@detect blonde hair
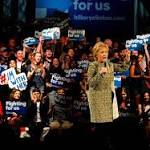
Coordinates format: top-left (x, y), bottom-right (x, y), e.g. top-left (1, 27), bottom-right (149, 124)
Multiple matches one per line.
top-left (92, 42), bottom-right (109, 60)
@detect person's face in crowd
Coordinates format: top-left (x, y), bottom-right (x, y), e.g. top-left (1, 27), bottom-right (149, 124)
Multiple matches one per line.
top-left (80, 93), bottom-right (87, 101)
top-left (104, 39), bottom-right (112, 48)
top-left (8, 38), bottom-right (16, 49)
top-left (121, 91), bottom-right (127, 100)
top-left (113, 52), bottom-right (119, 59)
top-left (16, 50), bottom-right (24, 61)
top-left (13, 91), bottom-right (21, 100)
top-left (97, 47), bottom-right (108, 63)
top-left (34, 53), bottom-right (42, 63)
top-left (61, 36), bottom-right (68, 45)
top-left (64, 55), bottom-right (71, 63)
top-left (52, 58), bottom-right (59, 68)
top-left (28, 53), bottom-right (33, 62)
top-left (120, 49), bottom-right (130, 62)
top-left (57, 88), bottom-right (65, 95)
top-left (1, 50), bottom-right (9, 58)
top-left (81, 53), bottom-right (88, 60)
top-left (113, 42), bottom-right (119, 49)
top-left (67, 49), bottom-right (75, 58)
top-left (9, 60), bottom-right (16, 68)
top-left (138, 54), bottom-right (143, 63)
top-left (144, 92), bottom-right (150, 102)
top-left (88, 53), bottom-right (94, 62)
top-left (96, 37), bottom-right (101, 43)
top-left (45, 49), bottom-right (53, 58)
top-left (32, 91), bottom-right (41, 101)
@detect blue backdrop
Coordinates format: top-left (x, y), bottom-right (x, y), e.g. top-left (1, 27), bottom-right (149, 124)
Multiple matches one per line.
top-left (36, 0), bottom-right (134, 39)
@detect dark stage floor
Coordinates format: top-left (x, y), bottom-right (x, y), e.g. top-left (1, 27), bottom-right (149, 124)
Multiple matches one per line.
top-left (0, 118), bottom-right (149, 150)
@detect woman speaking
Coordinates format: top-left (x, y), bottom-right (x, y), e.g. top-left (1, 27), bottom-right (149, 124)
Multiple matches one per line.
top-left (87, 42), bottom-right (118, 149)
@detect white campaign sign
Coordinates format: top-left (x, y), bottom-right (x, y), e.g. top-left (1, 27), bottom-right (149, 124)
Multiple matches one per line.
top-left (42, 27), bottom-right (60, 40)
top-left (0, 68), bottom-right (28, 91)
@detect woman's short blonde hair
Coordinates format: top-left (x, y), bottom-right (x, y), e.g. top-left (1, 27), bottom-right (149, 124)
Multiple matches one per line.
top-left (92, 42), bottom-right (109, 60)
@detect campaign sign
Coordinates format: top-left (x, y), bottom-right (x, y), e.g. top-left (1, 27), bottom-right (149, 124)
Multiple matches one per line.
top-left (0, 68), bottom-right (28, 91)
top-left (126, 39), bottom-right (143, 51)
top-left (15, 73), bottom-right (28, 91)
top-left (68, 29), bottom-right (85, 41)
top-left (1, 68), bottom-right (17, 88)
top-left (77, 60), bottom-right (89, 70)
top-left (114, 70), bottom-right (129, 77)
top-left (5, 101), bottom-right (27, 115)
top-left (42, 27), bottom-right (60, 40)
top-left (64, 68), bottom-right (82, 80)
top-left (35, 31), bottom-right (41, 38)
top-left (23, 37), bottom-right (38, 46)
top-left (136, 34), bottom-right (150, 45)
top-left (114, 76), bottom-right (121, 88)
top-left (50, 73), bottom-right (70, 88)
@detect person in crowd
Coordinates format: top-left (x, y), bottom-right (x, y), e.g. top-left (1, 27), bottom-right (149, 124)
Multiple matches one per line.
top-left (27, 52), bottom-right (45, 96)
top-left (72, 90), bottom-right (90, 137)
top-left (87, 42), bottom-right (118, 149)
top-left (15, 49), bottom-right (24, 73)
top-left (45, 57), bottom-right (64, 94)
top-left (61, 54), bottom-right (76, 70)
top-left (6, 89), bottom-right (25, 138)
top-left (43, 48), bottom-right (53, 71)
top-left (88, 52), bottom-right (94, 62)
top-left (25, 88), bottom-right (50, 142)
top-left (60, 48), bottom-right (76, 65)
top-left (110, 51), bottom-right (120, 63)
top-left (112, 41), bottom-right (119, 51)
top-left (118, 87), bottom-right (136, 117)
top-left (129, 52), bottom-right (146, 114)
top-left (48, 87), bottom-right (73, 131)
top-left (0, 47), bottom-right (9, 68)
top-left (7, 38), bottom-right (17, 58)
top-left (80, 72), bottom-right (88, 93)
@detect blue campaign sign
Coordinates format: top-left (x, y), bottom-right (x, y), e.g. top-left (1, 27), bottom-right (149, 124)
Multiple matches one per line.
top-left (36, 0), bottom-right (133, 37)
top-left (68, 29), bottom-right (85, 41)
top-left (114, 76), bottom-right (121, 88)
top-left (64, 68), bottom-right (82, 80)
top-left (114, 70), bottom-right (129, 77)
top-left (23, 37), bottom-right (38, 46)
top-left (126, 39), bottom-right (144, 51)
top-left (136, 34), bottom-right (150, 45)
top-left (5, 101), bottom-right (27, 115)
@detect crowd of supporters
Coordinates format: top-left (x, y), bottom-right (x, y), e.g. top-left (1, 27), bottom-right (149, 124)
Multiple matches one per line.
top-left (0, 35), bottom-right (150, 148)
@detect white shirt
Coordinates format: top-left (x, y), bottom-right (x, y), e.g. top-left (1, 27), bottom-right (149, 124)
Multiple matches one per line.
top-left (36, 102), bottom-right (41, 122)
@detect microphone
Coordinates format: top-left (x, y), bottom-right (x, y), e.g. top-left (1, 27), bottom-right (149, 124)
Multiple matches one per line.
top-left (104, 61), bottom-right (107, 67)
top-left (101, 61), bottom-right (107, 78)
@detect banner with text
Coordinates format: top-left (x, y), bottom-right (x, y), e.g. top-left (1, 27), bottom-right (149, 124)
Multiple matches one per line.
top-left (5, 101), bottom-right (27, 115)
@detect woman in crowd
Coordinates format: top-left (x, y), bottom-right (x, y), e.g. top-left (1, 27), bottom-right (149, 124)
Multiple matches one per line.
top-left (27, 52), bottom-right (45, 96)
top-left (129, 52), bottom-right (146, 114)
top-left (6, 89), bottom-right (25, 137)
